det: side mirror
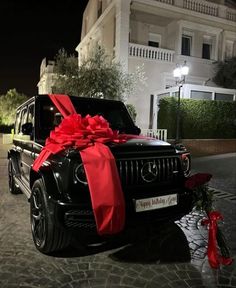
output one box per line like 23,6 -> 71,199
22,122 -> 33,135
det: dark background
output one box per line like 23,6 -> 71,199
1,0 -> 236,96
0,0 -> 89,96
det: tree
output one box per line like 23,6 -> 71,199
78,46 -> 133,101
213,57 -> 236,89
0,89 -> 29,125
52,48 -> 80,95
126,103 -> 137,123
53,45 -> 143,102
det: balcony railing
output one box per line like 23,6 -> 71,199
129,43 -> 174,62
141,129 -> 168,142
183,0 -> 218,16
153,0 -> 236,22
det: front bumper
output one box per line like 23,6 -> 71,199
48,188 -> 193,236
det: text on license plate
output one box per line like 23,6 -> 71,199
135,194 -> 178,212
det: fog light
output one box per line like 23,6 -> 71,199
74,164 -> 87,185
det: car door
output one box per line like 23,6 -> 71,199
13,103 -> 34,189
20,103 -> 34,187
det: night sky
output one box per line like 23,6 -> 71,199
0,0 -> 89,96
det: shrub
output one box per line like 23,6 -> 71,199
158,97 -> 236,139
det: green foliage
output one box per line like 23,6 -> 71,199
52,48 -> 80,95
53,46 -> 137,101
158,97 -> 236,139
0,89 -> 29,126
213,57 -> 236,89
193,184 -> 214,212
126,103 -> 137,123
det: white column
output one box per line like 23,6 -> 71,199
115,0 -> 131,72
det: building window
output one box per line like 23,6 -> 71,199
148,41 -> 159,48
148,33 -> 161,48
202,35 -> 213,60
202,43 -> 211,59
113,16 -> 116,48
225,40 -> 234,59
215,93 -> 234,101
181,35 -> 191,56
149,94 -> 154,129
190,90 -> 212,100
98,0 -> 102,18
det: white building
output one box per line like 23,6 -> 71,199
37,58 -> 56,95
76,0 -> 236,129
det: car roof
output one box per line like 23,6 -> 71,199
16,94 -> 124,111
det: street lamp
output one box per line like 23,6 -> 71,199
173,61 -> 189,143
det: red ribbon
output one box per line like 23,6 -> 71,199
202,211 -> 233,269
33,94 -> 128,235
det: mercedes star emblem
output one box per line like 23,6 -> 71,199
141,162 -> 158,183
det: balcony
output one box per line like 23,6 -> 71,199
152,0 -> 236,22
129,43 -> 175,62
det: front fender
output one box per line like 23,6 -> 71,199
30,167 -> 63,201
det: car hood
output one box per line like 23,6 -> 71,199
109,137 -> 176,154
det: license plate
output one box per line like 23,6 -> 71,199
135,194 -> 178,212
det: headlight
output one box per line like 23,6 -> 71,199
181,153 -> 191,177
74,164 -> 88,185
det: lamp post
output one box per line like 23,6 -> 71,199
173,61 -> 189,143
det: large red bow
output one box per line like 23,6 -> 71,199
33,94 -> 127,235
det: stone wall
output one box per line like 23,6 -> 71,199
174,139 -> 236,156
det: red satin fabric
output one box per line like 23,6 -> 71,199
49,94 -> 76,117
184,173 -> 212,190
80,143 -> 125,234
33,94 -> 128,235
202,211 -> 233,269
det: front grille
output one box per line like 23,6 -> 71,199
116,156 -> 181,186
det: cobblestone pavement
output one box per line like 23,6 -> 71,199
0,143 -> 236,288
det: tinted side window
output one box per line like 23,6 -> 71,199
28,104 -> 34,124
20,108 -> 28,133
15,107 -> 27,135
15,110 -> 21,134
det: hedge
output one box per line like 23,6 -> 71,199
158,98 -> 236,139
0,124 -> 14,134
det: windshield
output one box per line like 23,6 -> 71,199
36,96 -> 139,141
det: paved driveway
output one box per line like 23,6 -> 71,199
0,143 -> 236,288
192,153 -> 236,195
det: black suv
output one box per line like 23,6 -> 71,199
8,94 -> 192,254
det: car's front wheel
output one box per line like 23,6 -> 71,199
30,179 -> 71,254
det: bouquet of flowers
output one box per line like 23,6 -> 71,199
185,173 -> 233,269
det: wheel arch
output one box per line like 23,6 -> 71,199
8,149 -> 20,175
30,168 -> 61,200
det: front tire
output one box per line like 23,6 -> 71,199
30,179 -> 71,254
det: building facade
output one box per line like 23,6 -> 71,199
37,58 -> 56,95
76,0 -> 236,129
